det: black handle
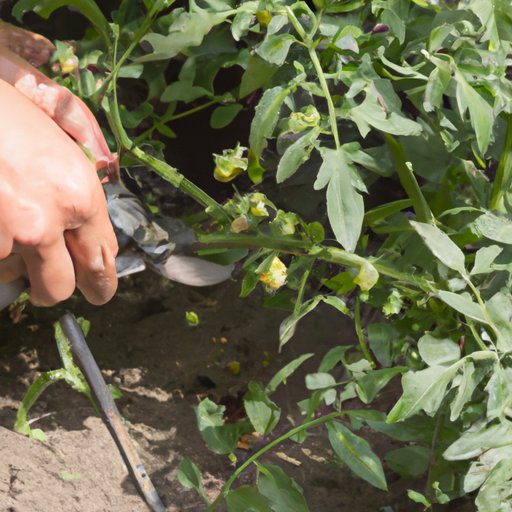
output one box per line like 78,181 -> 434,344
59,313 -> 166,512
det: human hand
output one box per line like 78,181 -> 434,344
0,37 -> 118,306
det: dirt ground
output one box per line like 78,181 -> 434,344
0,272 -> 474,512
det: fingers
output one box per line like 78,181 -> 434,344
19,238 -> 76,307
0,45 -> 117,173
0,22 -> 55,66
65,211 -> 118,306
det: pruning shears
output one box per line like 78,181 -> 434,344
59,313 -> 166,512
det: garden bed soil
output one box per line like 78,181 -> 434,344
0,273 -> 473,511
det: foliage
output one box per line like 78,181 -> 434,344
12,0 -> 512,509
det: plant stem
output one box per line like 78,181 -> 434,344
490,113 -> 512,212
129,146 -> 228,220
384,133 -> 433,223
286,6 -> 340,150
207,411 -> 343,511
425,412 -> 444,503
96,0 -> 172,98
163,99 -> 219,122
355,296 -> 376,368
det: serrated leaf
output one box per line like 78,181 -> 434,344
250,86 -> 290,157
276,129 -> 319,183
411,221 -> 466,275
326,421 -> 387,491
350,80 -> 422,137
138,8 -> 227,62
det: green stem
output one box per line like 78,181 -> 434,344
163,99 -> 219,123
464,276 -> 500,346
129,146 -> 228,221
383,133 -> 433,223
490,113 -> 512,212
286,7 -> 340,150
425,412 -> 444,503
207,411 -> 343,511
355,296 -> 376,368
96,0 -> 172,99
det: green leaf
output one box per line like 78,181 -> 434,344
475,459 -> 512,512
256,34 -> 295,66
305,372 -> 336,390
474,212 -> 512,244
139,8 -> 227,61
450,360 -> 482,421
178,458 -> 207,502
266,353 -> 314,393
210,104 -> 243,129
12,0 -> 110,45
321,148 -> 364,252
256,463 -> 309,512
161,82 -> 210,103
318,346 -> 351,373
424,64 -> 451,112
326,421 -> 387,491
464,446 -> 512,493
350,80 -> 422,137
387,365 -> 459,422
385,446 -> 430,477
195,398 -> 242,454
486,290 -> 512,351
471,245 -> 503,275
407,489 -> 431,508
410,221 -> 466,275
276,129 -> 319,183
250,86 -> 291,157
454,70 -> 494,155
418,334 -> 461,367
437,291 -> 488,324
444,420 -> 512,460
239,55 -> 278,98
485,364 -> 512,420
356,367 -> 406,404
226,486 -> 272,512
244,381 -> 281,435
367,323 -> 399,367
279,296 -> 322,348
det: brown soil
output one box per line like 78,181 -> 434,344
0,273 -> 473,512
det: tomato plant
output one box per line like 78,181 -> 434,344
10,0 -> 512,510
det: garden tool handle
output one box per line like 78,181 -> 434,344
59,313 -> 165,512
